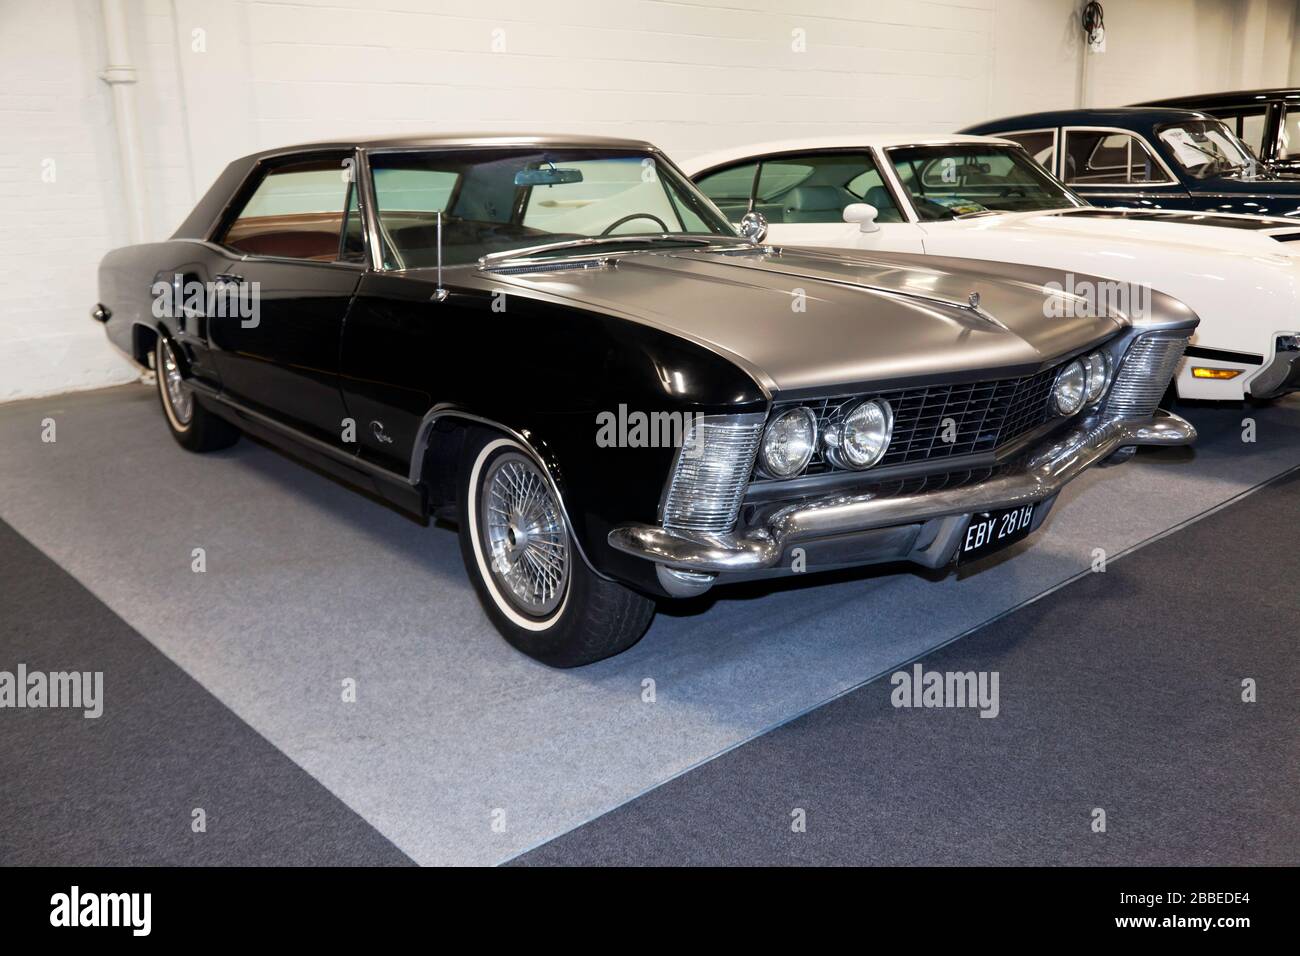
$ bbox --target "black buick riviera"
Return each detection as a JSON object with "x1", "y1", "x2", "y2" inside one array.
[{"x1": 94, "y1": 135, "x2": 1197, "y2": 666}]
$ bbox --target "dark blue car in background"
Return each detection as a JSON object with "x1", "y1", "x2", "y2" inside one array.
[{"x1": 962, "y1": 107, "x2": 1300, "y2": 219}]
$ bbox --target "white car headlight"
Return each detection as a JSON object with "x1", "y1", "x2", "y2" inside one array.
[
  {"x1": 759, "y1": 406, "x2": 818, "y2": 478},
  {"x1": 831, "y1": 399, "x2": 893, "y2": 469},
  {"x1": 1053, "y1": 360, "x2": 1086, "y2": 415},
  {"x1": 1084, "y1": 351, "x2": 1110, "y2": 404}
]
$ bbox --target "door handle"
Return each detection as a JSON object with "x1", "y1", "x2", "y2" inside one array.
[{"x1": 214, "y1": 272, "x2": 244, "y2": 284}]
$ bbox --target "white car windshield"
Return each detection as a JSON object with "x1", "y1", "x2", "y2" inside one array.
[
  {"x1": 1157, "y1": 121, "x2": 1256, "y2": 178},
  {"x1": 887, "y1": 144, "x2": 1082, "y2": 221}
]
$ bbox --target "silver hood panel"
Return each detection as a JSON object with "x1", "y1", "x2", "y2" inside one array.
[{"x1": 481, "y1": 246, "x2": 1142, "y2": 396}]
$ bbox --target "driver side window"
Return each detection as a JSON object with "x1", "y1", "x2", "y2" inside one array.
[
  {"x1": 752, "y1": 153, "x2": 902, "y2": 224},
  {"x1": 1062, "y1": 130, "x2": 1167, "y2": 185}
]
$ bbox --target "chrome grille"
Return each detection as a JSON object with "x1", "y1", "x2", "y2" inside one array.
[
  {"x1": 662, "y1": 416, "x2": 764, "y2": 534},
  {"x1": 1105, "y1": 332, "x2": 1190, "y2": 419},
  {"x1": 756, "y1": 364, "x2": 1062, "y2": 481}
]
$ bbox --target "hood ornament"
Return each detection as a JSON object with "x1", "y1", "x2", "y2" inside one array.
[{"x1": 968, "y1": 291, "x2": 981, "y2": 309}]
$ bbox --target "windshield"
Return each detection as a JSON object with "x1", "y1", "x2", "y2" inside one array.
[
  {"x1": 886, "y1": 144, "x2": 1082, "y2": 221},
  {"x1": 1156, "y1": 121, "x2": 1255, "y2": 179},
  {"x1": 367, "y1": 147, "x2": 735, "y2": 269}
]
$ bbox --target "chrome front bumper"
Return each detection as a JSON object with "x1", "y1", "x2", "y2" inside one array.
[{"x1": 608, "y1": 410, "x2": 1196, "y2": 578}]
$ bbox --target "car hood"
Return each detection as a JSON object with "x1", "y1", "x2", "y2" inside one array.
[
  {"x1": 471, "y1": 246, "x2": 1135, "y2": 397},
  {"x1": 939, "y1": 206, "x2": 1300, "y2": 256}
]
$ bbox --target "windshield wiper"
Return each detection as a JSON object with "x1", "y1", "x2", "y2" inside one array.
[{"x1": 478, "y1": 233, "x2": 749, "y2": 265}]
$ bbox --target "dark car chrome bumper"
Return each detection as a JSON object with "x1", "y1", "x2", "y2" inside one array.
[{"x1": 609, "y1": 410, "x2": 1195, "y2": 584}]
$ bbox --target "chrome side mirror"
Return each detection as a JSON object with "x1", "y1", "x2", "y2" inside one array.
[
  {"x1": 738, "y1": 210, "x2": 768, "y2": 244},
  {"x1": 842, "y1": 203, "x2": 880, "y2": 234}
]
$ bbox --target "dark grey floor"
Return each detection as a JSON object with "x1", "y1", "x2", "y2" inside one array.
[
  {"x1": 513, "y1": 468, "x2": 1300, "y2": 866},
  {"x1": 0, "y1": 518, "x2": 414, "y2": 866}
]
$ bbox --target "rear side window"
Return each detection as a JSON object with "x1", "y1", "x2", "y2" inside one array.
[
  {"x1": 999, "y1": 131, "x2": 1057, "y2": 171},
  {"x1": 220, "y1": 159, "x2": 353, "y2": 261}
]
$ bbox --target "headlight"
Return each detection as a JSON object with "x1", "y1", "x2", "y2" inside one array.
[
  {"x1": 1084, "y1": 351, "x2": 1110, "y2": 404},
  {"x1": 1053, "y1": 360, "x2": 1086, "y2": 415},
  {"x1": 829, "y1": 399, "x2": 893, "y2": 470},
  {"x1": 759, "y1": 406, "x2": 818, "y2": 478}
]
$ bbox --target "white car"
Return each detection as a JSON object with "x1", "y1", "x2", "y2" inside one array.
[{"x1": 683, "y1": 134, "x2": 1300, "y2": 401}]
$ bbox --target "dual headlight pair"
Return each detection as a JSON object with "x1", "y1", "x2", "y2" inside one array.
[
  {"x1": 759, "y1": 399, "x2": 892, "y2": 479},
  {"x1": 1053, "y1": 350, "x2": 1111, "y2": 416},
  {"x1": 759, "y1": 349, "x2": 1114, "y2": 481}
]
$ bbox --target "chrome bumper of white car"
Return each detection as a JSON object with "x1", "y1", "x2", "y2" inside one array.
[{"x1": 608, "y1": 410, "x2": 1195, "y2": 585}]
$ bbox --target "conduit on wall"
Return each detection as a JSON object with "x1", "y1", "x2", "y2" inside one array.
[{"x1": 99, "y1": 0, "x2": 150, "y2": 244}]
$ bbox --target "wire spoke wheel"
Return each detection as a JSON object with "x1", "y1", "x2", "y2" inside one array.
[
  {"x1": 479, "y1": 452, "x2": 570, "y2": 617},
  {"x1": 160, "y1": 338, "x2": 193, "y2": 426}
]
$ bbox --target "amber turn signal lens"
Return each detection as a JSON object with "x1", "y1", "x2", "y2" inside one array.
[{"x1": 1191, "y1": 367, "x2": 1243, "y2": 380}]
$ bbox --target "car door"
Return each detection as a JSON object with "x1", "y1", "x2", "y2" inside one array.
[
  {"x1": 206, "y1": 151, "x2": 365, "y2": 449},
  {"x1": 694, "y1": 151, "x2": 925, "y2": 254},
  {"x1": 1059, "y1": 127, "x2": 1189, "y2": 211}
]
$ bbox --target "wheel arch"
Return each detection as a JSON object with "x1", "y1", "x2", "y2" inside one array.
[{"x1": 412, "y1": 406, "x2": 612, "y2": 582}]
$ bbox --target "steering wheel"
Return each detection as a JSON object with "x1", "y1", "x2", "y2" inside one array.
[{"x1": 600, "y1": 213, "x2": 669, "y2": 236}]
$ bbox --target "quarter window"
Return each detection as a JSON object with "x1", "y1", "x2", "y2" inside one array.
[
  {"x1": 220, "y1": 159, "x2": 353, "y2": 261},
  {"x1": 1062, "y1": 130, "x2": 1167, "y2": 185}
]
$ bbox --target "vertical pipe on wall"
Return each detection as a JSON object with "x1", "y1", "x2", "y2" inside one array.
[{"x1": 99, "y1": 0, "x2": 150, "y2": 243}]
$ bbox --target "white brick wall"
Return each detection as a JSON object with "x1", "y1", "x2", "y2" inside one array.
[{"x1": 3, "y1": 0, "x2": 1296, "y2": 401}]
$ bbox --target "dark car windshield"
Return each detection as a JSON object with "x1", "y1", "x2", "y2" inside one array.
[
  {"x1": 887, "y1": 144, "x2": 1082, "y2": 220},
  {"x1": 368, "y1": 147, "x2": 736, "y2": 269},
  {"x1": 1156, "y1": 121, "x2": 1256, "y2": 179}
]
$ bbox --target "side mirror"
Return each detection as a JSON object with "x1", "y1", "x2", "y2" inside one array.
[
  {"x1": 843, "y1": 203, "x2": 880, "y2": 233},
  {"x1": 738, "y1": 210, "x2": 768, "y2": 244}
]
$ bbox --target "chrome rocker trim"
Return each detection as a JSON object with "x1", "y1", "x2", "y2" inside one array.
[{"x1": 608, "y1": 409, "x2": 1196, "y2": 576}]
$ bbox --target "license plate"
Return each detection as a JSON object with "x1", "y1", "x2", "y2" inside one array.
[{"x1": 959, "y1": 503, "x2": 1037, "y2": 564}]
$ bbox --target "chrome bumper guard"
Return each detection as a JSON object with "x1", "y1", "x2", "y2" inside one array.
[{"x1": 608, "y1": 410, "x2": 1196, "y2": 575}]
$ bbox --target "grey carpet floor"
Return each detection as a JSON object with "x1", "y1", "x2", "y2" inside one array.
[
  {"x1": 0, "y1": 518, "x2": 414, "y2": 865},
  {"x1": 514, "y1": 468, "x2": 1300, "y2": 866},
  {"x1": 0, "y1": 384, "x2": 1297, "y2": 865}
]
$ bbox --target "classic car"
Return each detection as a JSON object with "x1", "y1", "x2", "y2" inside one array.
[
  {"x1": 94, "y1": 134, "x2": 1196, "y2": 667},
  {"x1": 1135, "y1": 88, "x2": 1300, "y2": 174},
  {"x1": 960, "y1": 107, "x2": 1300, "y2": 218},
  {"x1": 684, "y1": 133, "x2": 1300, "y2": 402}
]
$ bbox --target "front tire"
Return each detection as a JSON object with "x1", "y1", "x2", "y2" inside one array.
[
  {"x1": 155, "y1": 336, "x2": 240, "y2": 452},
  {"x1": 457, "y1": 433, "x2": 655, "y2": 667}
]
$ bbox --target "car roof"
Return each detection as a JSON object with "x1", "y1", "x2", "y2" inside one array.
[
  {"x1": 234, "y1": 132, "x2": 658, "y2": 164},
  {"x1": 962, "y1": 107, "x2": 1216, "y2": 133},
  {"x1": 681, "y1": 133, "x2": 1013, "y2": 175},
  {"x1": 1137, "y1": 88, "x2": 1300, "y2": 107}
]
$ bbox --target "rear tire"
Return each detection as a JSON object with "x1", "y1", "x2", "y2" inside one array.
[
  {"x1": 155, "y1": 336, "x2": 240, "y2": 452},
  {"x1": 457, "y1": 432, "x2": 655, "y2": 667}
]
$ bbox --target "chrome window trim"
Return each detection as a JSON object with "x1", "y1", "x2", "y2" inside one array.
[{"x1": 1061, "y1": 126, "x2": 1181, "y2": 188}]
